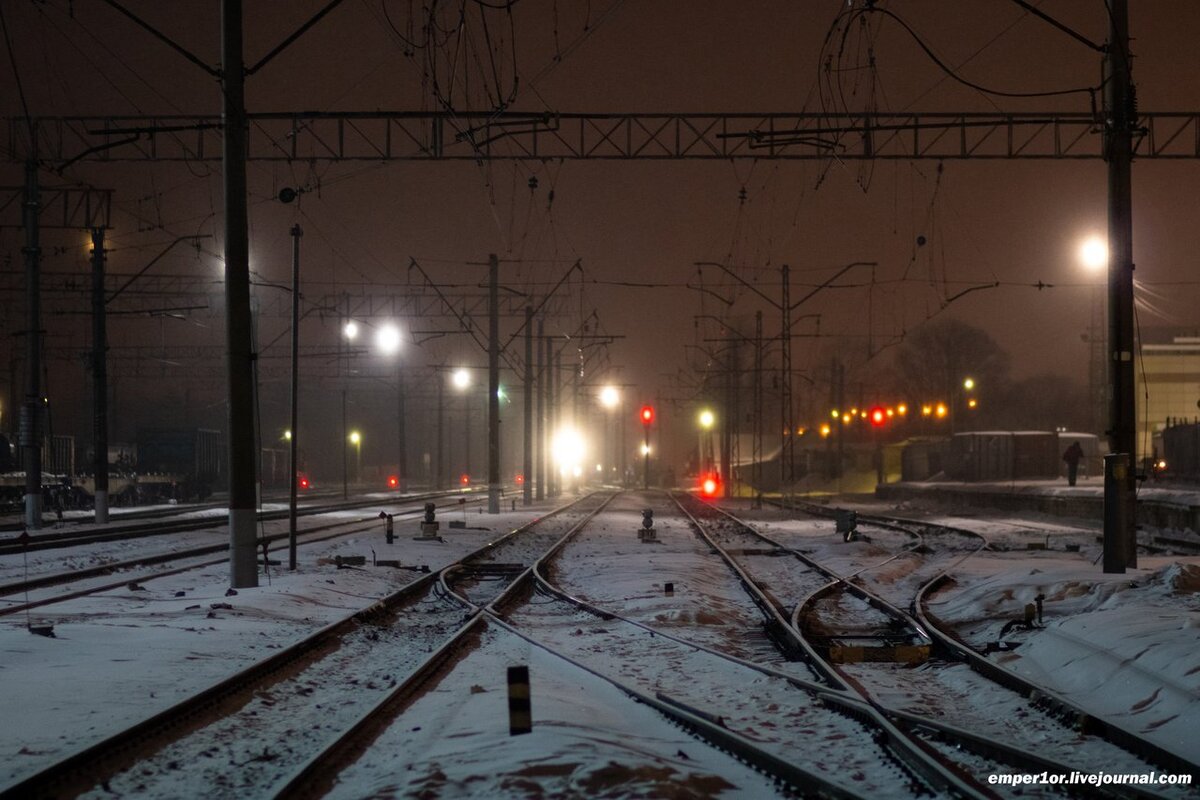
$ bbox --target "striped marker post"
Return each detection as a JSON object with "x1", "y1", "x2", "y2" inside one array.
[{"x1": 507, "y1": 665, "x2": 531, "y2": 735}]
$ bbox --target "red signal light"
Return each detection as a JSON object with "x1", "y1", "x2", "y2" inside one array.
[
  {"x1": 298, "y1": 476, "x2": 310, "y2": 490},
  {"x1": 460, "y1": 473, "x2": 470, "y2": 486},
  {"x1": 515, "y1": 473, "x2": 525, "y2": 485},
  {"x1": 870, "y1": 406, "x2": 886, "y2": 427},
  {"x1": 700, "y1": 474, "x2": 719, "y2": 497},
  {"x1": 640, "y1": 405, "x2": 655, "y2": 425},
  {"x1": 387, "y1": 475, "x2": 399, "y2": 489}
]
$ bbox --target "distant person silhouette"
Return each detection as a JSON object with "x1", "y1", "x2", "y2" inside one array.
[{"x1": 1062, "y1": 441, "x2": 1084, "y2": 486}]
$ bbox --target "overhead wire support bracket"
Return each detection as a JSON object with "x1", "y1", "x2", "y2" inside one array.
[
  {"x1": 246, "y1": 0, "x2": 351, "y2": 75},
  {"x1": 100, "y1": 0, "x2": 220, "y2": 77},
  {"x1": 1004, "y1": 0, "x2": 1107, "y2": 52}
]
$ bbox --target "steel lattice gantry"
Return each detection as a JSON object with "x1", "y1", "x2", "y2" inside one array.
[{"x1": 5, "y1": 111, "x2": 1200, "y2": 164}]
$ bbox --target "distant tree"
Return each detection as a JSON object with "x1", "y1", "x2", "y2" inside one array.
[{"x1": 891, "y1": 317, "x2": 1012, "y2": 426}]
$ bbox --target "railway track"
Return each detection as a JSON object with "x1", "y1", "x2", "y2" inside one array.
[
  {"x1": 276, "y1": 490, "x2": 952, "y2": 798},
  {"x1": 0, "y1": 494, "x2": 487, "y2": 616},
  {"x1": 684, "y1": 493, "x2": 1196, "y2": 796},
  {"x1": 6, "y1": 489, "x2": 1193, "y2": 797},
  {"x1": 0, "y1": 489, "x2": 351, "y2": 534},
  {"x1": 0, "y1": 488, "x2": 490, "y2": 556},
  {"x1": 0, "y1": 492, "x2": 599, "y2": 799}
]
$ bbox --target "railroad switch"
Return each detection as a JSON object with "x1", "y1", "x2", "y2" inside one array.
[
  {"x1": 835, "y1": 509, "x2": 858, "y2": 542},
  {"x1": 416, "y1": 502, "x2": 441, "y2": 540},
  {"x1": 639, "y1": 508, "x2": 657, "y2": 542},
  {"x1": 378, "y1": 511, "x2": 395, "y2": 544}
]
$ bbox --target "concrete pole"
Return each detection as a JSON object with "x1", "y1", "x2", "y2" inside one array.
[
  {"x1": 288, "y1": 224, "x2": 301, "y2": 570},
  {"x1": 222, "y1": 0, "x2": 258, "y2": 588},
  {"x1": 523, "y1": 306, "x2": 533, "y2": 505},
  {"x1": 21, "y1": 160, "x2": 43, "y2": 530},
  {"x1": 547, "y1": 346, "x2": 557, "y2": 497},
  {"x1": 90, "y1": 227, "x2": 109, "y2": 524},
  {"x1": 754, "y1": 311, "x2": 763, "y2": 496},
  {"x1": 341, "y1": 388, "x2": 348, "y2": 500},
  {"x1": 536, "y1": 325, "x2": 545, "y2": 501},
  {"x1": 487, "y1": 254, "x2": 500, "y2": 513},
  {"x1": 396, "y1": 366, "x2": 407, "y2": 487},
  {"x1": 436, "y1": 372, "x2": 445, "y2": 489},
  {"x1": 1105, "y1": 0, "x2": 1137, "y2": 571}
]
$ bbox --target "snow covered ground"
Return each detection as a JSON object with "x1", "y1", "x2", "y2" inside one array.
[
  {"x1": 0, "y1": 500, "x2": 532, "y2": 790},
  {"x1": 2, "y1": 485, "x2": 1198, "y2": 796}
]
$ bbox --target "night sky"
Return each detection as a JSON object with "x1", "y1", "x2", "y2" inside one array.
[{"x1": 2, "y1": 1, "x2": 1199, "y2": 472}]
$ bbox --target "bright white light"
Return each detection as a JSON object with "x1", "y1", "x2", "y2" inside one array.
[
  {"x1": 375, "y1": 323, "x2": 402, "y2": 355},
  {"x1": 1079, "y1": 236, "x2": 1108, "y2": 271},
  {"x1": 572, "y1": 465, "x2": 583, "y2": 478},
  {"x1": 349, "y1": 431, "x2": 361, "y2": 445},
  {"x1": 452, "y1": 369, "x2": 471, "y2": 389},
  {"x1": 343, "y1": 321, "x2": 359, "y2": 340},
  {"x1": 698, "y1": 409, "x2": 715, "y2": 429},
  {"x1": 283, "y1": 430, "x2": 292, "y2": 441},
  {"x1": 551, "y1": 428, "x2": 587, "y2": 474},
  {"x1": 640, "y1": 444, "x2": 651, "y2": 456},
  {"x1": 599, "y1": 385, "x2": 620, "y2": 408},
  {"x1": 595, "y1": 463, "x2": 603, "y2": 472}
]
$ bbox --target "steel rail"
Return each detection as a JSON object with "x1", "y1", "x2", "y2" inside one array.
[
  {"x1": 916, "y1": 575, "x2": 1200, "y2": 780},
  {"x1": 269, "y1": 491, "x2": 616, "y2": 799},
  {"x1": 0, "y1": 488, "x2": 493, "y2": 555},
  {"x1": 497, "y1": 501, "x2": 944, "y2": 798},
  {"x1": 669, "y1": 491, "x2": 992, "y2": 799},
  {"x1": 0, "y1": 494, "x2": 482, "y2": 602},
  {"x1": 730, "y1": 496, "x2": 1199, "y2": 789},
  {"x1": 0, "y1": 494, "x2": 588, "y2": 799}
]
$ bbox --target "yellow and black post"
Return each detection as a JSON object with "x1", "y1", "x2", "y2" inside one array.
[{"x1": 507, "y1": 665, "x2": 531, "y2": 735}]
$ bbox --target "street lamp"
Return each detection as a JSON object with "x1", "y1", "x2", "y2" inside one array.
[
  {"x1": 1078, "y1": 234, "x2": 1108, "y2": 436},
  {"x1": 375, "y1": 322, "x2": 401, "y2": 355},
  {"x1": 698, "y1": 408, "x2": 715, "y2": 473},
  {"x1": 453, "y1": 369, "x2": 472, "y2": 482},
  {"x1": 372, "y1": 323, "x2": 405, "y2": 490},
  {"x1": 342, "y1": 320, "x2": 359, "y2": 341},
  {"x1": 598, "y1": 385, "x2": 620, "y2": 484},
  {"x1": 1079, "y1": 235, "x2": 1108, "y2": 272},
  {"x1": 349, "y1": 430, "x2": 362, "y2": 484}
]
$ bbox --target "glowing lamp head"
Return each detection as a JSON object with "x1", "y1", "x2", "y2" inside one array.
[
  {"x1": 599, "y1": 385, "x2": 620, "y2": 408},
  {"x1": 460, "y1": 473, "x2": 470, "y2": 486},
  {"x1": 342, "y1": 320, "x2": 359, "y2": 341},
  {"x1": 1079, "y1": 236, "x2": 1108, "y2": 271},
  {"x1": 701, "y1": 475, "x2": 718, "y2": 497},
  {"x1": 375, "y1": 323, "x2": 402, "y2": 355},
  {"x1": 452, "y1": 369, "x2": 471, "y2": 389},
  {"x1": 870, "y1": 406, "x2": 886, "y2": 427},
  {"x1": 387, "y1": 475, "x2": 399, "y2": 488},
  {"x1": 698, "y1": 409, "x2": 715, "y2": 429},
  {"x1": 299, "y1": 476, "x2": 310, "y2": 489},
  {"x1": 515, "y1": 473, "x2": 525, "y2": 485},
  {"x1": 349, "y1": 431, "x2": 361, "y2": 445}
]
